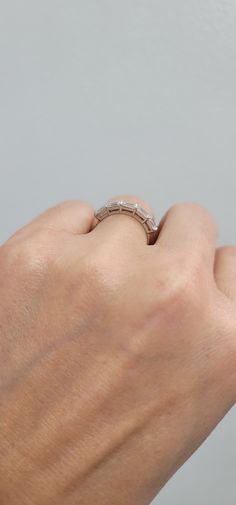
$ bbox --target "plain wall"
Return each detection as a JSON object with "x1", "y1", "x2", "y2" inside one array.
[{"x1": 0, "y1": 1, "x2": 235, "y2": 504}]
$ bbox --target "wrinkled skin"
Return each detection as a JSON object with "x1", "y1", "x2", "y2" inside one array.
[{"x1": 0, "y1": 196, "x2": 235, "y2": 505}]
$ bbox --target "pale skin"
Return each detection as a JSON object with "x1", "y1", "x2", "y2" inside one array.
[{"x1": 0, "y1": 195, "x2": 236, "y2": 505}]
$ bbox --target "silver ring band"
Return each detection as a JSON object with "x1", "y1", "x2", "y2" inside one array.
[{"x1": 94, "y1": 200, "x2": 159, "y2": 245}]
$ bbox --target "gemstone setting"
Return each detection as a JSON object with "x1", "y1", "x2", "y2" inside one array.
[{"x1": 94, "y1": 200, "x2": 159, "y2": 245}]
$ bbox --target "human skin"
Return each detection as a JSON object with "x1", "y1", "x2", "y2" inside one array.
[{"x1": 0, "y1": 195, "x2": 235, "y2": 505}]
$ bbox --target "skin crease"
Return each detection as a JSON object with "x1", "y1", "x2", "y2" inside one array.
[{"x1": 0, "y1": 196, "x2": 235, "y2": 505}]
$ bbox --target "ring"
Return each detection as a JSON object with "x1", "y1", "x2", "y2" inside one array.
[{"x1": 94, "y1": 200, "x2": 159, "y2": 245}]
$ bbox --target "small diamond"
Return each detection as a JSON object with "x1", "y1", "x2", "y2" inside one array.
[
  {"x1": 95, "y1": 207, "x2": 104, "y2": 214},
  {"x1": 95, "y1": 207, "x2": 109, "y2": 220},
  {"x1": 122, "y1": 202, "x2": 136, "y2": 210},
  {"x1": 106, "y1": 201, "x2": 119, "y2": 208},
  {"x1": 105, "y1": 202, "x2": 122, "y2": 214},
  {"x1": 149, "y1": 217, "x2": 158, "y2": 230},
  {"x1": 138, "y1": 207, "x2": 150, "y2": 220}
]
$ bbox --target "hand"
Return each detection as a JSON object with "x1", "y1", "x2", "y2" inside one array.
[{"x1": 0, "y1": 196, "x2": 235, "y2": 505}]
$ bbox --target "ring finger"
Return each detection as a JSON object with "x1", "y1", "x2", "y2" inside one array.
[{"x1": 90, "y1": 194, "x2": 157, "y2": 249}]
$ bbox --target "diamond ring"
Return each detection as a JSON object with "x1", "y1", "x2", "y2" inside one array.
[{"x1": 94, "y1": 200, "x2": 159, "y2": 245}]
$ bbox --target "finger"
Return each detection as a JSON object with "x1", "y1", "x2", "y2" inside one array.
[
  {"x1": 9, "y1": 200, "x2": 95, "y2": 240},
  {"x1": 91, "y1": 194, "x2": 156, "y2": 247},
  {"x1": 156, "y1": 203, "x2": 218, "y2": 269},
  {"x1": 214, "y1": 246, "x2": 236, "y2": 300}
]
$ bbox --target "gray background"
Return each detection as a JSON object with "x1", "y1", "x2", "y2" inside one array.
[{"x1": 0, "y1": 1, "x2": 235, "y2": 503}]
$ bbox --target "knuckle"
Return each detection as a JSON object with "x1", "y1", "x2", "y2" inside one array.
[
  {"x1": 167, "y1": 272, "x2": 200, "y2": 311},
  {"x1": 80, "y1": 249, "x2": 114, "y2": 290},
  {"x1": 171, "y1": 201, "x2": 206, "y2": 215},
  {"x1": 77, "y1": 202, "x2": 95, "y2": 224},
  {"x1": 218, "y1": 245, "x2": 236, "y2": 259},
  {"x1": 78, "y1": 246, "x2": 126, "y2": 302},
  {"x1": 170, "y1": 202, "x2": 217, "y2": 230},
  {"x1": 51, "y1": 199, "x2": 93, "y2": 216},
  {"x1": 2, "y1": 232, "x2": 56, "y2": 276},
  {"x1": 153, "y1": 258, "x2": 205, "y2": 321}
]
